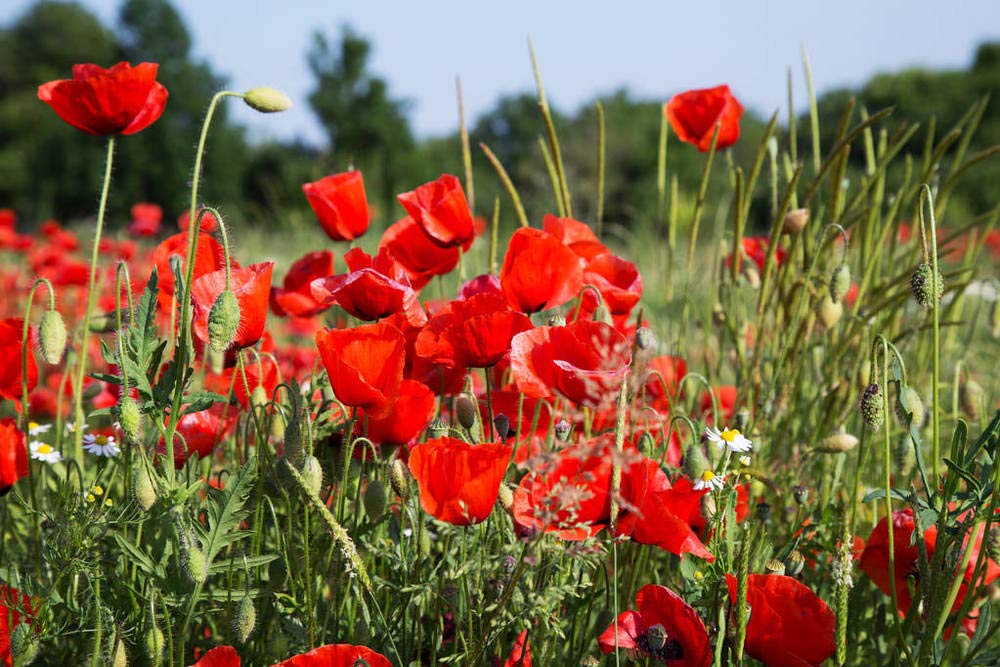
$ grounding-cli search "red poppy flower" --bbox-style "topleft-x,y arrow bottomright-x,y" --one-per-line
642,355 -> 687,406
178,209 -> 220,233
0,419 -> 29,497
727,236 -> 787,273
272,643 -> 391,667
599,584 -> 711,666
0,319 -> 36,406
160,404 -> 239,468
581,252 -> 643,316
315,321 -> 406,420
409,436 -> 511,525
270,250 -> 335,318
38,62 -> 168,136
496,629 -> 532,667
202,355 -> 279,411
500,228 -> 583,314
0,584 -> 33,666
666,85 -> 744,152
360,379 -> 435,448
191,645 -> 240,667
128,202 -> 162,237
510,320 -> 631,408
397,174 -> 475,248
725,574 -> 835,667
541,214 -> 608,261
152,232 -> 230,309
311,248 -> 426,326
303,171 -> 370,242
699,385 -> 737,424
416,293 -> 532,369
191,263 -> 274,353
378,216 -> 462,291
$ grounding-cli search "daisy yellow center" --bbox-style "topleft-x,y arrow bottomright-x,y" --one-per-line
700,470 -> 716,482
29,421 -> 41,430
720,428 -> 741,442
37,443 -> 54,455
95,435 -> 108,445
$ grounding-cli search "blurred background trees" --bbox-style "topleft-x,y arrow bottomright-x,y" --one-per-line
0,0 -> 997,236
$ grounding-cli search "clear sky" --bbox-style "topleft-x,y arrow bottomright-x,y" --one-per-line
7,0 -> 999,146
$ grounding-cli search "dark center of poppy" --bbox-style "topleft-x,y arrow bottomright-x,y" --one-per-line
637,624 -> 685,663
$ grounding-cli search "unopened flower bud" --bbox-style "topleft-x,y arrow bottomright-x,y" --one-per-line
300,456 -> 323,497
741,263 -> 761,289
782,208 -> 810,235
682,442 -> 710,482
243,86 -> 292,113
860,383 -> 884,431
712,302 -> 726,327
109,634 -> 128,667
234,595 -> 256,643
134,462 -> 157,511
118,396 -> 142,444
493,414 -> 510,441
185,542 -> 207,584
554,419 -> 571,442
592,305 -> 613,326
10,621 -> 37,665
456,393 -> 478,431
895,385 -> 926,429
363,479 -> 387,520
145,626 -> 165,666
427,418 -> 448,439
38,308 -> 67,365
637,432 -> 655,456
829,263 -> 851,303
207,289 -> 241,353
960,379 -> 983,421
250,384 -> 269,411
635,327 -> 656,351
785,550 -> 806,577
987,527 -> 1000,564
911,262 -> 944,309
765,558 -> 786,575
547,314 -> 566,327
390,458 -> 410,501
817,294 -> 843,329
818,432 -> 859,453
497,483 -> 514,513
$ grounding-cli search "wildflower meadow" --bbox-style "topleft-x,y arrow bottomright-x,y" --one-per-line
1,41 -> 999,667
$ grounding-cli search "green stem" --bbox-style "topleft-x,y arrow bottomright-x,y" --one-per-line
686,124 -> 721,276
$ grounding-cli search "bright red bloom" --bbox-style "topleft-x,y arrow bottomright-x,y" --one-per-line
397,174 -> 475,248
128,202 -> 162,237
500,228 -> 583,314
409,437 -> 511,526
378,216 -> 462,291
541,215 -> 608,260
599,584 -> 711,666
272,643 -> 391,667
311,247 -> 426,326
0,319 -> 36,405
726,574 -> 835,667
160,404 -> 238,468
416,293 -> 532,369
497,629 -> 532,667
0,584 -> 33,667
581,252 -> 643,315
178,209 -> 220,233
699,385 -> 737,423
0,419 -> 29,498
303,171 -> 370,242
360,379 -> 435,448
728,236 -> 787,273
203,355 -> 279,411
152,232 -> 229,308
510,320 -> 631,408
270,250 -> 336,318
666,84 -> 744,152
642,355 -> 687,406
315,321 -> 406,420
191,645 -> 240,667
191,263 -> 274,353
38,62 -> 168,136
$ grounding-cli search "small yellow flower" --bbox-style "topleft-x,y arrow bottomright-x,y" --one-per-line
91,485 -> 104,497
85,493 -> 96,503
104,498 -> 113,508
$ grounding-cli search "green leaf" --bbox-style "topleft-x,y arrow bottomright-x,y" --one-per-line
207,553 -> 278,576
181,391 -> 227,416
202,457 -> 258,566
113,533 -> 167,581
943,456 -> 982,494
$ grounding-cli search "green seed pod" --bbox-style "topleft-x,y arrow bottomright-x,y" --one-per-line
785,550 -> 806,577
363,479 -> 388,520
793,485 -> 810,506
646,623 -> 668,651
829,263 -> 851,303
234,595 -> 257,643
185,542 -> 207,584
554,419 -> 571,442
427,418 -> 448,439
592,305 -> 613,326
635,326 -> 656,351
817,294 -> 843,329
118,396 -> 142,444
681,441 -> 710,482
547,314 -> 566,327
895,385 -> 926,429
765,558 -> 786,575
300,456 -> 323,497
960,379 -> 983,421
207,289 -> 241,353
455,393 -> 478,431
10,621 -> 37,665
910,262 -> 944,309
817,432 -> 859,453
243,86 -> 292,113
860,383 -> 885,431
38,308 -> 67,365
389,458 -> 410,502
134,462 -> 157,511
145,626 -> 165,666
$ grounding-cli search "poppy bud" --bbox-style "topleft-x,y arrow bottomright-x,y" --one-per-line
363,479 -> 387,520
242,86 -> 292,113
390,458 -> 410,501
497,483 -> 514,513
145,626 -> 165,666
234,595 -> 256,643
109,635 -> 127,667
894,434 -> 915,477
38,308 -> 67,365
300,455 -> 323,497
118,396 -> 142,444
493,414 -> 510,441
207,289 -> 241,353
134,462 -> 157,511
185,541 -> 207,584
637,432 -> 655,456
792,485 -> 810,506
782,208 -> 810,235
547,314 -> 566,327
419,526 -> 431,555
554,418 -> 571,442
817,432 -> 859,453
817,294 -> 843,329
635,327 -> 656,351
910,262 -> 943,309
592,305 -> 613,326
765,558 -> 786,575
682,442 -> 710,483
960,379 -> 983,421
427,418 -> 448,439
456,393 -> 478,431
987,527 -> 1000,564
10,621 -> 37,665
270,411 -> 285,441
785,550 -> 806,577
700,493 -> 717,522
829,263 -> 851,303
250,384 -> 269,412
895,385 -> 926,429
860,383 -> 884,431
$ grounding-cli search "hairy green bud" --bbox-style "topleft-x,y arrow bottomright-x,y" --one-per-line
895,385 -> 926,429
145,626 -> 165,666
38,308 -> 67,365
118,396 -> 142,444
910,262 -> 943,309
829,263 -> 851,303
363,479 -> 388,520
300,456 -> 323,497
681,441 -> 710,482
960,379 -> 983,421
207,289 -> 241,353
860,383 -> 885,431
234,595 -> 257,643
817,432 -> 859,453
243,87 -> 292,113
185,542 -> 207,584
817,294 -> 843,329
134,462 -> 157,511
109,634 -> 128,667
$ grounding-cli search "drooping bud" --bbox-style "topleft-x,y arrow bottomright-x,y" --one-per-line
207,289 -> 241,353
860,383 -> 885,431
910,262 -> 944,309
635,327 -> 656,351
145,626 -> 165,666
637,432 -> 655,456
592,305 -> 613,326
785,550 -> 806,577
389,458 -> 410,501
765,558 -> 786,575
38,308 -> 67,365
10,621 -> 38,665
134,462 -> 157,511
250,384 -> 269,412
554,419 -> 571,442
829,263 -> 851,303
300,456 -> 323,497
363,479 -> 388,520
234,595 -> 257,643
427,418 -> 448,439
682,442 -> 710,482
547,314 -> 566,327
242,87 -> 292,113
782,208 -> 810,235
455,393 -> 478,431
960,379 -> 983,421
817,432 -> 859,453
895,385 -> 926,429
493,414 -> 510,441
184,541 -> 207,584
118,396 -> 142,444
817,294 -> 843,329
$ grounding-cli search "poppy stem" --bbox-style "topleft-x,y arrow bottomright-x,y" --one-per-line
686,124 -> 720,278
71,135 -> 115,463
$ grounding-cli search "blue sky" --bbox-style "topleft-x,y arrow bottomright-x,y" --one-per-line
7,0 -> 999,146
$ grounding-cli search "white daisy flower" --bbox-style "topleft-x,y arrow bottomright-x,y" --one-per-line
82,433 -> 120,458
738,454 -> 752,467
693,469 -> 725,491
28,421 -> 52,436
705,426 -> 752,453
29,441 -> 62,464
